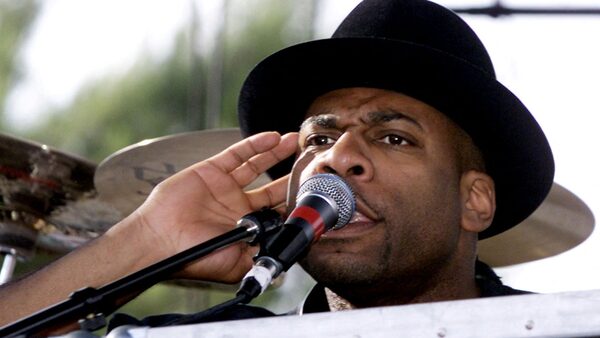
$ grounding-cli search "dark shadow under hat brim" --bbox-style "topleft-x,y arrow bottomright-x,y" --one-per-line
238,37 -> 555,239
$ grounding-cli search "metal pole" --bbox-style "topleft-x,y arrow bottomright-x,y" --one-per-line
205,0 -> 228,129
0,249 -> 18,284
452,1 -> 600,17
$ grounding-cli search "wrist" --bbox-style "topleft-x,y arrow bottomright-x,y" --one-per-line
103,211 -> 170,274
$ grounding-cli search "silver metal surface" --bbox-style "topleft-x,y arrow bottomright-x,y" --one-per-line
0,250 -> 17,284
296,174 -> 355,230
109,289 -> 600,338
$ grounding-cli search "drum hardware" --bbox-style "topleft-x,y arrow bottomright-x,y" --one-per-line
479,183 -> 595,266
0,133 -> 109,282
0,128 -> 596,336
91,128 -> 598,266
0,129 -> 595,285
94,128 -> 270,217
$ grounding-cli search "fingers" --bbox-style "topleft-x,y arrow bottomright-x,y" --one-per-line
246,174 -> 290,210
166,131 -> 297,216
231,133 -> 298,187
206,132 -> 283,174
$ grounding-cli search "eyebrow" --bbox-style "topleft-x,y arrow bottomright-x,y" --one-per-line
300,110 -> 423,131
300,114 -> 337,130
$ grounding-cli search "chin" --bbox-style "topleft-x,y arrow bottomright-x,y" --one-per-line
300,250 -> 385,286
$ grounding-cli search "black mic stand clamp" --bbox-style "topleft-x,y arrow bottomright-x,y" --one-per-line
236,208 -> 283,247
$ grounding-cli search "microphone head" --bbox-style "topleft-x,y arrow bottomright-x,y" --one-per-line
296,174 -> 355,230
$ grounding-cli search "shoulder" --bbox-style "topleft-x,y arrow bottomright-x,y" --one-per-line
475,259 -> 533,297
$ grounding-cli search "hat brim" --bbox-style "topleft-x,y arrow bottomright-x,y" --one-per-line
238,38 -> 554,239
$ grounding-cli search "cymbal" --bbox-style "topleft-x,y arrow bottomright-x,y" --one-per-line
479,183 -> 595,267
41,194 -> 122,251
0,133 -> 95,214
95,128 -> 271,216
0,133 -> 121,255
94,129 -> 594,267
0,219 -> 38,259
94,128 -> 282,290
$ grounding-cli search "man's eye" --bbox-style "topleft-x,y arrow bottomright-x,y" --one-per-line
380,134 -> 410,146
306,135 -> 335,146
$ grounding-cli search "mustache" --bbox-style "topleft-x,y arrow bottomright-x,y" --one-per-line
351,187 -> 383,222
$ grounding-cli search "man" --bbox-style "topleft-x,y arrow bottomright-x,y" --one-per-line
236,0 -> 553,309
0,0 -> 554,333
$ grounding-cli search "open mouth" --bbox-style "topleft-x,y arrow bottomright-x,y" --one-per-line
323,198 -> 381,239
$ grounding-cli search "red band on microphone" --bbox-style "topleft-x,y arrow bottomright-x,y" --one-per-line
288,205 -> 325,240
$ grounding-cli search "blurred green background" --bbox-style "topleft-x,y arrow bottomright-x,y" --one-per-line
0,0 -> 320,160
0,0 -> 320,324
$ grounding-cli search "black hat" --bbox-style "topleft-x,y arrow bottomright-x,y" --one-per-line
238,0 -> 554,239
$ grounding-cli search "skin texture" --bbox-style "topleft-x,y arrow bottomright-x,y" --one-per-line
294,88 -> 495,307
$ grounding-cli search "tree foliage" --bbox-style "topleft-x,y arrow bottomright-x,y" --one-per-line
0,0 -> 39,129
25,31 -> 197,162
20,0 -> 312,163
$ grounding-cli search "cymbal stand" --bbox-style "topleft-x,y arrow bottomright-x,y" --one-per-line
0,248 -> 18,284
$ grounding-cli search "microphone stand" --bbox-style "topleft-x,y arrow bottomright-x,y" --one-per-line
0,209 -> 282,338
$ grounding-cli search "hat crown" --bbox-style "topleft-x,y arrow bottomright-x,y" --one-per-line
332,0 -> 496,77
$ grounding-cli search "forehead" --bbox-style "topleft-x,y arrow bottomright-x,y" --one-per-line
302,87 -> 451,129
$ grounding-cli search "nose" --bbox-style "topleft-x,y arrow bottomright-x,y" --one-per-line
314,133 -> 374,180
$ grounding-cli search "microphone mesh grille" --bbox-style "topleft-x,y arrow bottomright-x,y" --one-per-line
296,174 -> 355,230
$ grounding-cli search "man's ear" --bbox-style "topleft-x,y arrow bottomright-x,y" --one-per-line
460,170 -> 496,233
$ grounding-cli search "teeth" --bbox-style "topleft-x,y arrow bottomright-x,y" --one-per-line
349,211 -> 371,223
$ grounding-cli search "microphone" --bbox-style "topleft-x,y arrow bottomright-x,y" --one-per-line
237,173 -> 355,299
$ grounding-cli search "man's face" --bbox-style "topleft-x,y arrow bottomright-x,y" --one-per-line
295,87 -> 469,289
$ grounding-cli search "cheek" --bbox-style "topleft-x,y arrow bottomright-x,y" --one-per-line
292,150 -> 317,177
299,166 -> 315,183
375,185 -> 462,272
295,153 -> 324,183
377,165 -> 462,235
288,150 -> 319,196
